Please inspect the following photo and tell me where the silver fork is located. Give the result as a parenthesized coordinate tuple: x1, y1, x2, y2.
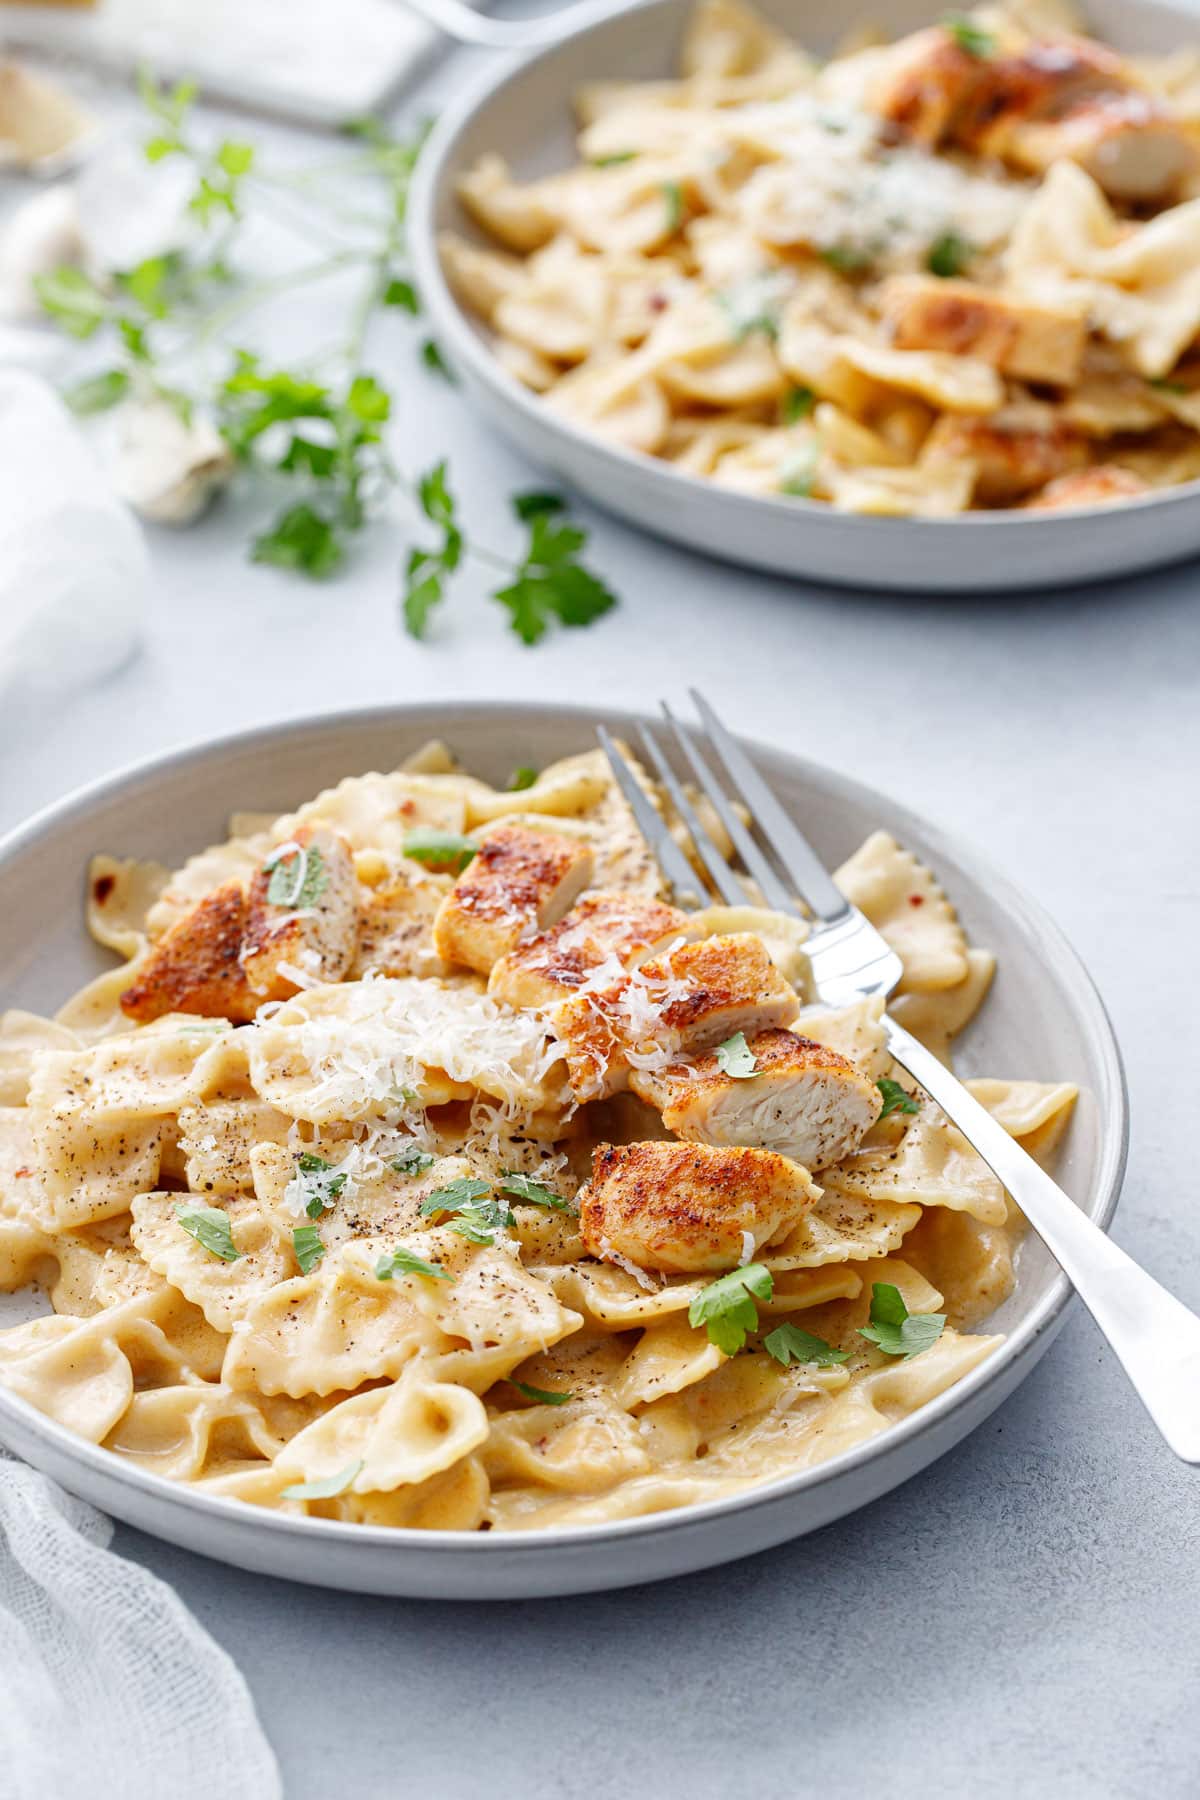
(598, 693, 1200, 1464)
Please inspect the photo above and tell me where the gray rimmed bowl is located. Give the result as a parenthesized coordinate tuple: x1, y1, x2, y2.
(0, 702, 1127, 1597)
(409, 0, 1200, 592)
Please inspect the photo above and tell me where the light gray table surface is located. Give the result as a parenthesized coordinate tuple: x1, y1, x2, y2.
(3, 30, 1200, 1800)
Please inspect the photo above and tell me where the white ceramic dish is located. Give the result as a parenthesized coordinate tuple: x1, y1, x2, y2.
(409, 0, 1200, 593)
(0, 703, 1127, 1598)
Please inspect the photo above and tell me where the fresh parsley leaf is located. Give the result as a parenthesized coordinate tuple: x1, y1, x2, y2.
(219, 354, 337, 455)
(375, 1246, 454, 1282)
(508, 765, 538, 791)
(264, 842, 328, 908)
(443, 1203, 513, 1244)
(780, 384, 815, 425)
(714, 1031, 758, 1079)
(1151, 377, 1188, 394)
(819, 242, 873, 275)
(292, 1151, 348, 1219)
(217, 139, 255, 178)
(421, 337, 455, 381)
(64, 369, 131, 415)
(715, 272, 789, 343)
(927, 230, 973, 278)
(497, 1172, 577, 1213)
(292, 1224, 326, 1275)
(402, 826, 477, 872)
(942, 11, 995, 56)
(175, 1201, 240, 1262)
(858, 1282, 946, 1359)
(763, 1323, 850, 1367)
(877, 1076, 920, 1119)
(278, 437, 337, 478)
(688, 1263, 774, 1355)
(384, 276, 420, 313)
(511, 1381, 574, 1405)
(403, 458, 463, 638)
(34, 266, 108, 338)
(590, 151, 636, 166)
(418, 1176, 494, 1218)
(493, 511, 617, 646)
(662, 180, 684, 233)
(512, 491, 565, 521)
(251, 503, 343, 578)
(390, 1143, 435, 1176)
(779, 448, 819, 498)
(347, 372, 390, 423)
(118, 252, 182, 319)
(281, 1459, 363, 1500)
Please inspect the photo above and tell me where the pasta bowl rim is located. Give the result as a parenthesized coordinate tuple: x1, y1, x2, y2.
(0, 701, 1129, 1590)
(407, 0, 1200, 590)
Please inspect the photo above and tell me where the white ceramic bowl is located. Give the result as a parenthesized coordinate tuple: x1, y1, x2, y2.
(0, 703, 1127, 1597)
(410, 0, 1200, 593)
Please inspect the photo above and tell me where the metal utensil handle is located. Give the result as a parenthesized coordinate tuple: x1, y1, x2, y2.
(886, 1016, 1200, 1464)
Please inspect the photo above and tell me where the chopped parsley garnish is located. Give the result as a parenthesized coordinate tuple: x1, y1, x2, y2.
(715, 271, 790, 342)
(263, 842, 328, 908)
(688, 1263, 774, 1355)
(662, 180, 684, 233)
(942, 12, 995, 56)
(419, 1176, 494, 1218)
(927, 230, 973, 278)
(714, 1031, 758, 1079)
(421, 337, 455, 380)
(443, 1204, 511, 1244)
(390, 1143, 435, 1176)
(493, 506, 618, 647)
(819, 242, 873, 275)
(511, 1381, 574, 1405)
(64, 368, 131, 415)
(402, 827, 478, 872)
(1151, 377, 1188, 394)
(512, 492, 565, 520)
(858, 1282, 946, 1360)
(175, 1201, 240, 1262)
(292, 1224, 326, 1275)
(780, 384, 815, 425)
(281, 1459, 363, 1500)
(508, 765, 538, 791)
(293, 1151, 348, 1219)
(375, 1246, 454, 1282)
(591, 151, 636, 166)
(877, 1076, 921, 1119)
(763, 1323, 850, 1367)
(779, 447, 820, 498)
(498, 1172, 577, 1213)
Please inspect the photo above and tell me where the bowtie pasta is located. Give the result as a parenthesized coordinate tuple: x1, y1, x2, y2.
(0, 739, 1076, 1531)
(440, 0, 1200, 516)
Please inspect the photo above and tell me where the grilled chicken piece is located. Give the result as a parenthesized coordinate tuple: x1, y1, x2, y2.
(580, 1140, 820, 1275)
(552, 932, 801, 1101)
(240, 825, 359, 996)
(432, 824, 595, 976)
(120, 881, 257, 1024)
(878, 275, 1086, 387)
(488, 891, 691, 1011)
(925, 406, 1088, 504)
(871, 28, 1195, 201)
(1026, 465, 1149, 510)
(629, 1027, 881, 1171)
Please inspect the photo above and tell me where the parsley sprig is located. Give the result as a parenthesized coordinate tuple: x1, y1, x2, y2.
(36, 74, 619, 647)
(175, 1200, 240, 1261)
(858, 1282, 946, 1359)
(688, 1263, 774, 1355)
(877, 1076, 921, 1120)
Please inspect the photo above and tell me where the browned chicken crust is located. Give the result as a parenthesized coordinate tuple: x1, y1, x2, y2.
(488, 891, 691, 1011)
(240, 824, 358, 995)
(926, 407, 1088, 504)
(433, 824, 595, 975)
(1025, 465, 1150, 510)
(119, 880, 257, 1024)
(878, 275, 1087, 387)
(580, 1140, 820, 1274)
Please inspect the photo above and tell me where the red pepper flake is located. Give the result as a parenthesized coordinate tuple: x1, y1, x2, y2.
(14, 1167, 31, 1178)
(92, 873, 116, 905)
(648, 291, 668, 313)
(908, 893, 925, 907)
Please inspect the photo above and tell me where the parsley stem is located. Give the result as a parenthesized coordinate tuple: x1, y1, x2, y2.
(180, 250, 373, 354)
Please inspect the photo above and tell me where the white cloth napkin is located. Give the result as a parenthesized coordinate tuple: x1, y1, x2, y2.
(0, 1453, 282, 1800)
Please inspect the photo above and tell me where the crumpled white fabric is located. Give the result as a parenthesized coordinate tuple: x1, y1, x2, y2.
(0, 1453, 282, 1800)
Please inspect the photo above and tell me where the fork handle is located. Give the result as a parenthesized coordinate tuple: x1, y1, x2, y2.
(885, 1018, 1200, 1463)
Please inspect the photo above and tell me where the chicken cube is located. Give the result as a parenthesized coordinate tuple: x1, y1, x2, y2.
(240, 824, 359, 998)
(488, 891, 692, 1011)
(878, 275, 1086, 387)
(551, 932, 800, 1101)
(119, 881, 256, 1024)
(580, 1140, 820, 1275)
(1004, 93, 1196, 201)
(925, 406, 1088, 504)
(1026, 464, 1149, 509)
(629, 1027, 881, 1171)
(432, 824, 595, 975)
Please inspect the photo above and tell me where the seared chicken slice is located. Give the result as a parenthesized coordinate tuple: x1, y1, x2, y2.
(925, 406, 1088, 505)
(1026, 465, 1149, 510)
(878, 276, 1086, 387)
(629, 1027, 881, 1171)
(1002, 92, 1197, 202)
(120, 881, 257, 1024)
(240, 824, 359, 997)
(580, 1140, 820, 1275)
(433, 824, 595, 975)
(552, 932, 801, 1100)
(488, 891, 691, 1011)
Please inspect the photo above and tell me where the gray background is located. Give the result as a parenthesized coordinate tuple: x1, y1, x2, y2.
(3, 28, 1200, 1800)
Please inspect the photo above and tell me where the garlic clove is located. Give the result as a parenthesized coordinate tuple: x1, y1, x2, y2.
(111, 396, 235, 526)
(0, 62, 96, 174)
(0, 184, 84, 321)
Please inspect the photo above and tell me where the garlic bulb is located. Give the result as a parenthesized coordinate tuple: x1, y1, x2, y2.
(0, 62, 96, 173)
(0, 185, 84, 322)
